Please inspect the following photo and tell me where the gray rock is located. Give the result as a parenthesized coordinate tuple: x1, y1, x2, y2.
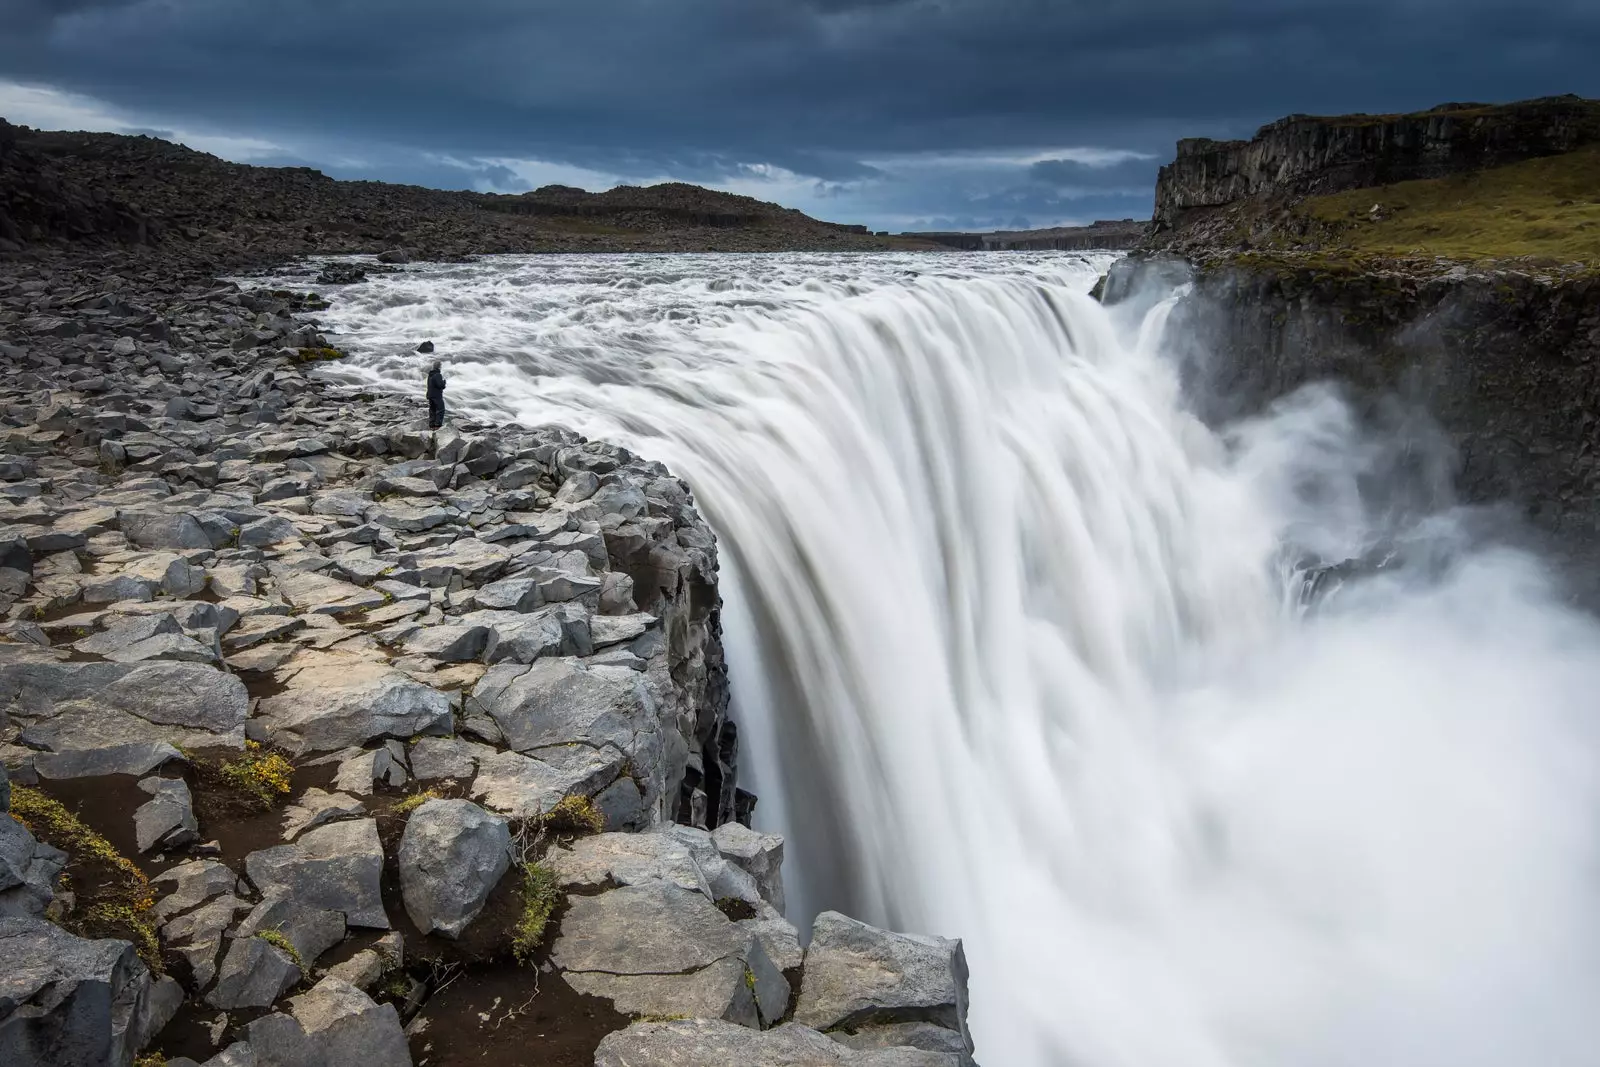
(32, 740, 186, 781)
(399, 620, 490, 662)
(133, 774, 199, 852)
(397, 799, 510, 938)
(594, 1018, 959, 1066)
(0, 814, 65, 919)
(712, 821, 786, 913)
(245, 818, 388, 928)
(665, 825, 762, 907)
(237, 516, 301, 547)
(483, 657, 651, 754)
(542, 831, 711, 898)
(245, 976, 410, 1067)
(73, 613, 182, 658)
(0, 915, 168, 1067)
(563, 957, 758, 1029)
(794, 912, 970, 1048)
(590, 612, 655, 648)
(472, 576, 542, 612)
(275, 570, 387, 615)
(833, 1022, 978, 1066)
(121, 508, 212, 549)
(221, 613, 306, 650)
(470, 747, 621, 820)
(739, 902, 806, 973)
(152, 859, 238, 922)
(235, 889, 346, 964)
(0, 655, 248, 740)
(406, 736, 492, 781)
(592, 773, 647, 831)
(158, 894, 251, 988)
(200, 1041, 258, 1067)
(255, 657, 452, 755)
(208, 935, 303, 1009)
(280, 788, 365, 841)
(107, 632, 220, 665)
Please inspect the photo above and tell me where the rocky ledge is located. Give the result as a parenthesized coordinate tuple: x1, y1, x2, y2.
(0, 260, 978, 1066)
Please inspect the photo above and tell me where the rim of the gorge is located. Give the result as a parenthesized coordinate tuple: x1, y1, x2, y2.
(0, 125, 979, 1066)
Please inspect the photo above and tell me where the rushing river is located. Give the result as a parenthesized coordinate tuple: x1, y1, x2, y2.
(288, 251, 1600, 1067)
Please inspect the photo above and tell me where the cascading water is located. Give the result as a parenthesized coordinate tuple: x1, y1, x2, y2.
(297, 251, 1600, 1067)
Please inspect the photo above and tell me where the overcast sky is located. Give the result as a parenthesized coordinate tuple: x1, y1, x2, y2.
(2, 1, 1597, 233)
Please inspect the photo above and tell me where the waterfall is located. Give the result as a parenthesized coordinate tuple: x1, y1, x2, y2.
(307, 251, 1600, 1067)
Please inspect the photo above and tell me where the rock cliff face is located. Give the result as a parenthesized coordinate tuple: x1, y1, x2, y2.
(1153, 95, 1600, 230)
(1106, 253, 1600, 597)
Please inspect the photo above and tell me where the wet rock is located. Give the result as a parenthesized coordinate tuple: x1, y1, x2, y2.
(133, 774, 199, 852)
(397, 798, 510, 938)
(245, 976, 410, 1067)
(794, 912, 970, 1050)
(244, 818, 388, 928)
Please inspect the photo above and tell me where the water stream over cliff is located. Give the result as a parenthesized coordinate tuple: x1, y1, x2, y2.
(309, 251, 1600, 1067)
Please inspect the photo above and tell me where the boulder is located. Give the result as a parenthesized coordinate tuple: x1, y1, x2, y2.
(480, 657, 652, 754)
(0, 814, 65, 919)
(712, 821, 786, 912)
(794, 912, 970, 1051)
(245, 976, 410, 1067)
(207, 935, 302, 1009)
(552, 881, 784, 1028)
(0, 915, 172, 1067)
(397, 799, 510, 938)
(244, 818, 388, 928)
(151, 859, 238, 922)
(542, 831, 711, 898)
(470, 747, 621, 820)
(120, 508, 211, 549)
(280, 788, 365, 841)
(234, 889, 346, 964)
(158, 894, 251, 988)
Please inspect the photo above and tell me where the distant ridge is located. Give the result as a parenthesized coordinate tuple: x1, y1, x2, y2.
(0, 120, 937, 268)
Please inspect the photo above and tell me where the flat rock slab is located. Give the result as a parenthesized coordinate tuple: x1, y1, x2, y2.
(0, 654, 248, 741)
(255, 656, 452, 755)
(275, 570, 388, 615)
(470, 747, 621, 820)
(244, 818, 388, 929)
(543, 831, 711, 898)
(552, 881, 748, 977)
(594, 1019, 960, 1067)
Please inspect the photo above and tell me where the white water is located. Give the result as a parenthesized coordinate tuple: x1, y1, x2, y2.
(298, 252, 1600, 1066)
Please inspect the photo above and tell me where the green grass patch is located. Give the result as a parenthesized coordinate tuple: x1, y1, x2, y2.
(255, 928, 305, 970)
(393, 789, 441, 817)
(511, 863, 562, 965)
(1293, 145, 1600, 263)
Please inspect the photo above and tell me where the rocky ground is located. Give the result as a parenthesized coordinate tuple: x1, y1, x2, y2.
(0, 258, 980, 1066)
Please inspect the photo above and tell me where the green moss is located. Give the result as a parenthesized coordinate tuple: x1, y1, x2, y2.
(393, 789, 440, 817)
(511, 863, 562, 964)
(538, 795, 604, 836)
(133, 1053, 166, 1067)
(255, 928, 304, 970)
(295, 346, 346, 363)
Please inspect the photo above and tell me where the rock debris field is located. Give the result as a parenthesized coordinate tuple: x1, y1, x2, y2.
(0, 256, 979, 1067)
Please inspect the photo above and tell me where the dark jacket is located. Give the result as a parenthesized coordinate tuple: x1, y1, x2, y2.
(426, 367, 446, 399)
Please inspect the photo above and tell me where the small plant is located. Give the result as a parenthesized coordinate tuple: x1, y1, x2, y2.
(393, 789, 441, 817)
(134, 1053, 166, 1067)
(743, 966, 757, 992)
(381, 972, 412, 1000)
(295, 346, 346, 363)
(633, 1013, 690, 1023)
(538, 795, 604, 836)
(255, 928, 305, 970)
(220, 741, 294, 808)
(511, 863, 562, 964)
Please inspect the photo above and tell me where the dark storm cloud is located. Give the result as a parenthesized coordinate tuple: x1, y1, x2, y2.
(1, 0, 1598, 229)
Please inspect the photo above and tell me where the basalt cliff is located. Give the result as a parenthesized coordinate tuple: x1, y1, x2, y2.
(1107, 94, 1600, 600)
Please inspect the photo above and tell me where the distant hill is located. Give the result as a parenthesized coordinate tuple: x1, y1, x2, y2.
(0, 121, 936, 268)
(907, 219, 1148, 251)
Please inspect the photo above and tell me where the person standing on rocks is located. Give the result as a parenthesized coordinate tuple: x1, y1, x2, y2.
(426, 359, 447, 429)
